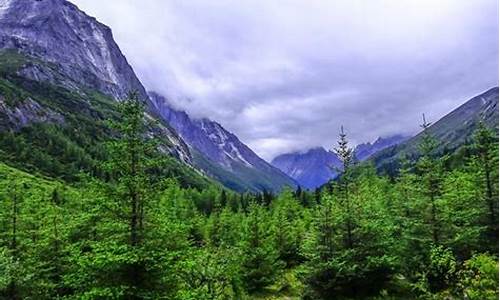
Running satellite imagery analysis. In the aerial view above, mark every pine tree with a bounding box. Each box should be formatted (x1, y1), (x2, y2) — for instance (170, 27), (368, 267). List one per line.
(416, 114), (443, 245)
(271, 188), (304, 266)
(392, 157), (429, 272)
(3, 183), (20, 300)
(333, 125), (355, 249)
(64, 92), (171, 299)
(471, 122), (498, 244)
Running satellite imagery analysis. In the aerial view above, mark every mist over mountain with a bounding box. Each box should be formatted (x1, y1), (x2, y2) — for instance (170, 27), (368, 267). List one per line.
(0, 1), (498, 299)
(271, 147), (341, 190)
(149, 92), (296, 192)
(354, 135), (409, 161)
(371, 87), (499, 175)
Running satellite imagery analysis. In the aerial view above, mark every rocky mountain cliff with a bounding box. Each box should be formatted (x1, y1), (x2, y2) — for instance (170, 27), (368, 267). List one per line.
(0, 0), (199, 178)
(149, 92), (297, 192)
(0, 0), (300, 192)
(0, 0), (147, 100)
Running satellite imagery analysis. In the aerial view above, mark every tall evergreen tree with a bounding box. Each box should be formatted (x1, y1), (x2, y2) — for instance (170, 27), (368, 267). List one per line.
(416, 114), (443, 245)
(471, 122), (498, 244)
(333, 125), (355, 249)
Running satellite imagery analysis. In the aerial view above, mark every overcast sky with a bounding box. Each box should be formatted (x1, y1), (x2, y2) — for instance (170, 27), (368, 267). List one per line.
(73, 0), (498, 161)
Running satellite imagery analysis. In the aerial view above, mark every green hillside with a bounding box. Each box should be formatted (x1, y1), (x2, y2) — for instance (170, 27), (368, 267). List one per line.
(0, 50), (212, 190)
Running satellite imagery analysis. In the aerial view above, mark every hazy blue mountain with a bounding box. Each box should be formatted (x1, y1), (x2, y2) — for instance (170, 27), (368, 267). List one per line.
(371, 87), (499, 174)
(149, 92), (297, 193)
(271, 147), (341, 190)
(272, 135), (408, 189)
(273, 88), (498, 188)
(354, 135), (409, 161)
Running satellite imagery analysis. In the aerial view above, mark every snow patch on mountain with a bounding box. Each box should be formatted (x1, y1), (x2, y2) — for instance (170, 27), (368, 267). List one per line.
(149, 92), (297, 192)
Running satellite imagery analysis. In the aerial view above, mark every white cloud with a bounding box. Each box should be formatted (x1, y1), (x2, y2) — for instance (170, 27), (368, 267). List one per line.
(72, 0), (498, 160)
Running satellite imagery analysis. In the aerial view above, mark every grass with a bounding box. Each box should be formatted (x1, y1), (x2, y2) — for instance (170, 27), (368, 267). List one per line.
(0, 159), (59, 193)
(0, 49), (30, 75)
(251, 268), (305, 300)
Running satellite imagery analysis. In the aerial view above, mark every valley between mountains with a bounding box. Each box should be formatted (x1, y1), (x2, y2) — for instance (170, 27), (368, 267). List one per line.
(0, 0), (498, 299)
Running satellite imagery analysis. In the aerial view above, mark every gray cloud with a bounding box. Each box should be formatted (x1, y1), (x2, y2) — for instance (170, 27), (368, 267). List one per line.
(73, 0), (498, 160)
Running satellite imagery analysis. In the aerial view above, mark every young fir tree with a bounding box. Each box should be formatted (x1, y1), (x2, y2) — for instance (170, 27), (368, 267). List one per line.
(439, 168), (484, 258)
(470, 122), (498, 245)
(334, 125), (355, 249)
(64, 92), (171, 299)
(302, 192), (336, 299)
(302, 126), (357, 299)
(415, 114), (443, 245)
(392, 157), (430, 273)
(271, 188), (304, 266)
(0, 180), (57, 299)
(0, 183), (21, 300)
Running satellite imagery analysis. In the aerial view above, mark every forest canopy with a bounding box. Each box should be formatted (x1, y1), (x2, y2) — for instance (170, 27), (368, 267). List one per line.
(0, 94), (498, 300)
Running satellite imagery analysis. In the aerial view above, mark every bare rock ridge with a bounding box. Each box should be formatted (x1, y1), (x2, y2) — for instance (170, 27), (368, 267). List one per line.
(0, 0), (190, 167)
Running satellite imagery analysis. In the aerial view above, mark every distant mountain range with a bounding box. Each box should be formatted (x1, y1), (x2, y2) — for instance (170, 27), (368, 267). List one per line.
(271, 135), (408, 189)
(355, 135), (409, 161)
(271, 147), (341, 190)
(149, 93), (297, 192)
(273, 88), (498, 189)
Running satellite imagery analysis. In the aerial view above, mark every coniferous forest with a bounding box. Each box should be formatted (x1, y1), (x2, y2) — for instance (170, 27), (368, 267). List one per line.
(0, 1), (499, 299)
(0, 94), (497, 299)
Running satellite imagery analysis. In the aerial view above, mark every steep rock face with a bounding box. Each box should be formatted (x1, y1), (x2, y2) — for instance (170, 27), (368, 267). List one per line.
(0, 0), (147, 100)
(149, 92), (297, 192)
(0, 95), (63, 130)
(0, 0), (192, 164)
(272, 147), (342, 190)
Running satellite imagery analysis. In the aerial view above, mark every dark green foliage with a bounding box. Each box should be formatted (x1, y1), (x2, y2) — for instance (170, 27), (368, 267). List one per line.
(415, 114), (444, 244)
(470, 122), (499, 245)
(0, 74), (497, 298)
(0, 71), (211, 190)
(240, 203), (284, 292)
